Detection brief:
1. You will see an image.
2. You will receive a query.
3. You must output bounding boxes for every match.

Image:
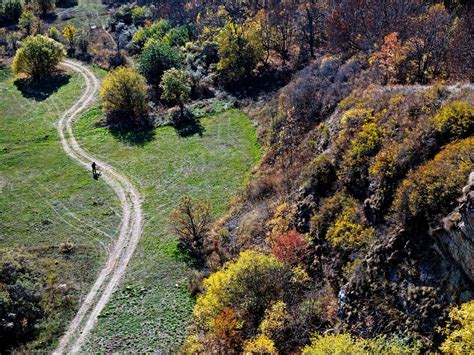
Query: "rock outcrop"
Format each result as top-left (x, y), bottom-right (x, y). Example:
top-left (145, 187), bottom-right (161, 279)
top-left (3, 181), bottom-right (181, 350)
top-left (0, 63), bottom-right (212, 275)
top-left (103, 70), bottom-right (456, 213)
top-left (435, 171), bottom-right (474, 282)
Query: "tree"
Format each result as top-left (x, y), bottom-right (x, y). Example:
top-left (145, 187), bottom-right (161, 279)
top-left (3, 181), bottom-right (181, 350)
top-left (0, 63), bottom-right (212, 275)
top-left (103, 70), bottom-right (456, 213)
top-left (137, 41), bottom-right (181, 86)
top-left (32, 0), bottom-right (55, 17)
top-left (299, 0), bottom-right (326, 58)
top-left (62, 22), bottom-right (77, 51)
top-left (159, 68), bottom-right (191, 118)
top-left (12, 35), bottom-right (65, 81)
top-left (170, 196), bottom-right (211, 261)
top-left (100, 66), bottom-right (149, 126)
top-left (193, 251), bottom-right (295, 338)
top-left (216, 20), bottom-right (263, 85)
top-left (440, 300), bottom-right (474, 354)
top-left (19, 10), bottom-right (35, 35)
top-left (369, 32), bottom-right (409, 84)
top-left (404, 4), bottom-right (454, 83)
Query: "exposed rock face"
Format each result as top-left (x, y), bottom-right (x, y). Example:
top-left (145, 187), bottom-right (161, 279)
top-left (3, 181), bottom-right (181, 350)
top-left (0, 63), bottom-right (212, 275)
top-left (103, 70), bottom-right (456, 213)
top-left (340, 172), bottom-right (474, 348)
top-left (436, 172), bottom-right (474, 282)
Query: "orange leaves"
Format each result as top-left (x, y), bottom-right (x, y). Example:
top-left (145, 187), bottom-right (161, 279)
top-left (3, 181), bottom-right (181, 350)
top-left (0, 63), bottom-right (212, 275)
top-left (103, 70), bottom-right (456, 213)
top-left (210, 307), bottom-right (242, 349)
top-left (271, 230), bottom-right (309, 266)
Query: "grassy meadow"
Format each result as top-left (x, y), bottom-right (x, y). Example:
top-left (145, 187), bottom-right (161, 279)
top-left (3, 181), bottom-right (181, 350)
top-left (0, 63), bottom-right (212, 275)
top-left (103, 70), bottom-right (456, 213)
top-left (0, 67), bottom-right (121, 349)
top-left (74, 107), bottom-right (261, 351)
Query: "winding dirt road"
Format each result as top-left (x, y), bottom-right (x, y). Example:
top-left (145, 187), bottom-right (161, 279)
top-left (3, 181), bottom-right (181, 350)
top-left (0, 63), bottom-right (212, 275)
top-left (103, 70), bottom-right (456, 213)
top-left (53, 60), bottom-right (143, 354)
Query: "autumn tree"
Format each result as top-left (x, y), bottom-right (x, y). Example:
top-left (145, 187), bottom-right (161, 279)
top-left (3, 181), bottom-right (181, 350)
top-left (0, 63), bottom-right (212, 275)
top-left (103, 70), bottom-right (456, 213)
top-left (159, 68), bottom-right (191, 119)
top-left (216, 20), bottom-right (263, 85)
top-left (12, 35), bottom-right (65, 81)
top-left (63, 22), bottom-right (77, 52)
top-left (192, 251), bottom-right (300, 342)
top-left (369, 32), bottom-right (409, 84)
top-left (440, 300), bottom-right (474, 354)
top-left (100, 66), bottom-right (149, 126)
top-left (405, 4), bottom-right (454, 83)
top-left (170, 196), bottom-right (212, 261)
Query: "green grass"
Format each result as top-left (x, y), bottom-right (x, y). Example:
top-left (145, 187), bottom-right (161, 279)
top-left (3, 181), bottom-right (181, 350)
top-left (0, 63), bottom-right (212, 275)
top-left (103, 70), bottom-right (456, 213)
top-left (0, 68), bottom-right (121, 349)
top-left (74, 108), bottom-right (261, 352)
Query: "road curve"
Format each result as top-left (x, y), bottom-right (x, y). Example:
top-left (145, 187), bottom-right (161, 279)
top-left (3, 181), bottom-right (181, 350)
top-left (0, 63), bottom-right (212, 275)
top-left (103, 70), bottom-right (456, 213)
top-left (53, 60), bottom-right (143, 354)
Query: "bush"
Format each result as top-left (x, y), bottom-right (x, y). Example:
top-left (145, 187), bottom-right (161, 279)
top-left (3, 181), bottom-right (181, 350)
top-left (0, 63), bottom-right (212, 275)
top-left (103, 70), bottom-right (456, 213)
top-left (137, 41), bottom-right (181, 86)
top-left (243, 335), bottom-right (277, 354)
top-left (311, 192), bottom-right (358, 242)
top-left (303, 333), bottom-right (421, 354)
top-left (0, 0), bottom-right (22, 26)
top-left (392, 137), bottom-right (474, 226)
top-left (163, 25), bottom-right (192, 48)
top-left (302, 153), bottom-right (336, 197)
top-left (271, 231), bottom-right (310, 266)
top-left (258, 300), bottom-right (289, 342)
top-left (433, 100), bottom-right (474, 139)
top-left (326, 203), bottom-right (375, 250)
top-left (18, 10), bottom-right (34, 35)
top-left (169, 196), bottom-right (211, 262)
top-left (12, 35), bottom-right (66, 81)
top-left (47, 26), bottom-right (61, 42)
top-left (440, 300), bottom-right (474, 354)
top-left (0, 250), bottom-right (44, 352)
top-left (100, 66), bottom-right (149, 126)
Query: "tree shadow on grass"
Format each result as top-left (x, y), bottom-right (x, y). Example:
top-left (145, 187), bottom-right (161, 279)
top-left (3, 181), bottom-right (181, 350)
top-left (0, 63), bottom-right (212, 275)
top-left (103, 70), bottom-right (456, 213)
top-left (14, 73), bottom-right (71, 101)
top-left (172, 109), bottom-right (205, 138)
top-left (108, 121), bottom-right (156, 146)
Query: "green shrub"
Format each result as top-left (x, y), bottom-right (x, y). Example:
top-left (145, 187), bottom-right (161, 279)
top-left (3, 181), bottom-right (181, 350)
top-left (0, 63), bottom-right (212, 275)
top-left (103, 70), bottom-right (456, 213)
top-left (302, 153), bottom-right (336, 196)
top-left (433, 100), bottom-right (474, 139)
top-left (132, 19), bottom-right (171, 50)
top-left (137, 41), bottom-right (181, 86)
top-left (392, 137), bottom-right (474, 225)
top-left (0, 0), bottom-right (22, 26)
top-left (163, 25), bottom-right (192, 47)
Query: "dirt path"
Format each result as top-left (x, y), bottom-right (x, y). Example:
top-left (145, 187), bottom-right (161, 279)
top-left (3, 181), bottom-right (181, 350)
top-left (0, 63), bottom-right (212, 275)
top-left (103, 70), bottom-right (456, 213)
top-left (53, 60), bottom-right (143, 354)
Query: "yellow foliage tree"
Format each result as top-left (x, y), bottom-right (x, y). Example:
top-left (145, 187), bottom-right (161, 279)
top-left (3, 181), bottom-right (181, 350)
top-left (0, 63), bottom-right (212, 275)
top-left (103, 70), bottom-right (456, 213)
top-left (194, 251), bottom-right (292, 329)
top-left (63, 22), bottom-right (77, 50)
top-left (100, 66), bottom-right (149, 125)
top-left (12, 35), bottom-right (65, 81)
top-left (243, 335), bottom-right (277, 354)
top-left (440, 300), bottom-right (474, 354)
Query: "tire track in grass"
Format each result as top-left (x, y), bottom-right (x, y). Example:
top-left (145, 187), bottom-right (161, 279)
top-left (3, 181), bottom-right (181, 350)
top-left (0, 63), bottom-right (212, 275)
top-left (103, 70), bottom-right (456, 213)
top-left (53, 60), bottom-right (143, 354)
